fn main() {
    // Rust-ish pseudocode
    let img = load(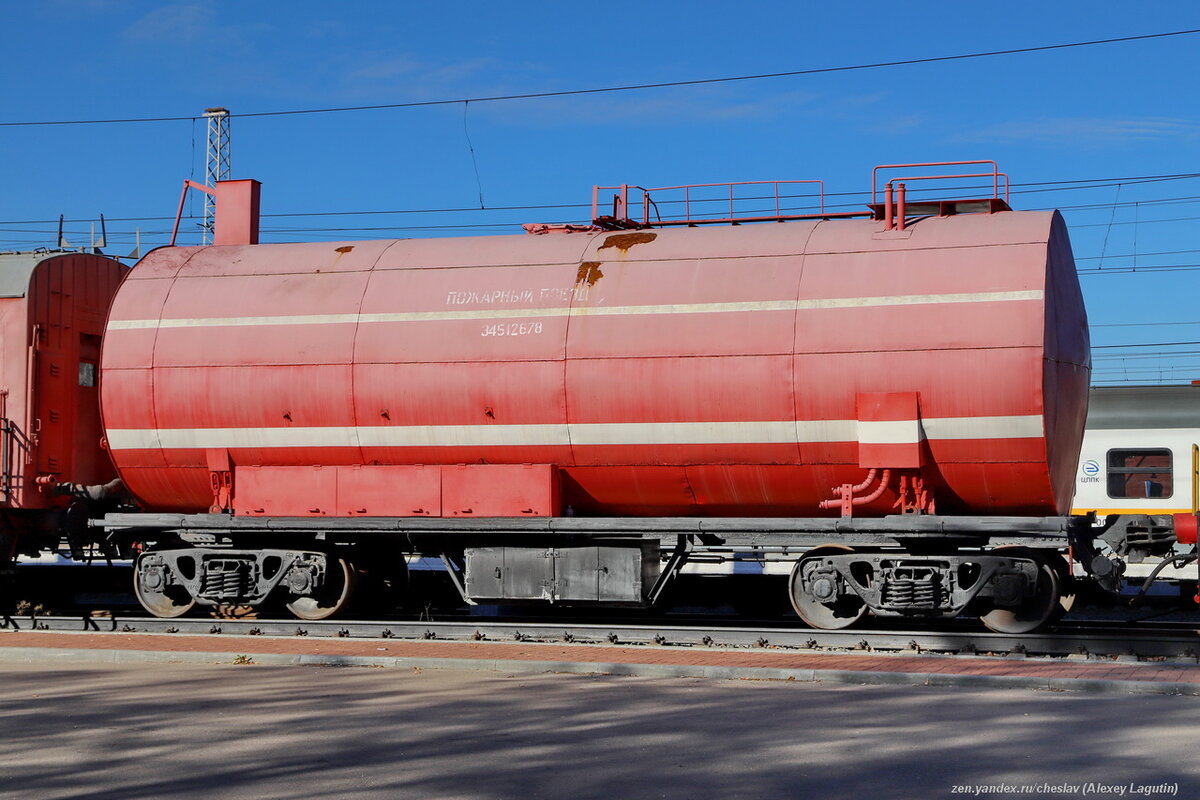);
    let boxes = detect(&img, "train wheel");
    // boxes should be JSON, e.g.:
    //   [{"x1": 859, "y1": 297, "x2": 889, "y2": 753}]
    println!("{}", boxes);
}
[
  {"x1": 133, "y1": 555, "x2": 196, "y2": 618},
  {"x1": 788, "y1": 544, "x2": 868, "y2": 630},
  {"x1": 286, "y1": 556, "x2": 356, "y2": 621},
  {"x1": 979, "y1": 548, "x2": 1062, "y2": 634}
]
